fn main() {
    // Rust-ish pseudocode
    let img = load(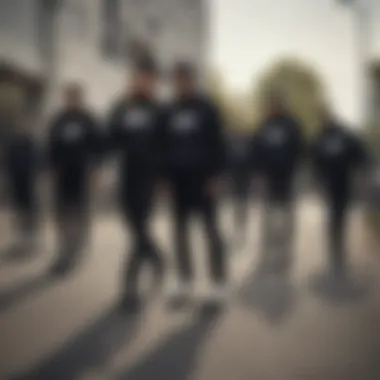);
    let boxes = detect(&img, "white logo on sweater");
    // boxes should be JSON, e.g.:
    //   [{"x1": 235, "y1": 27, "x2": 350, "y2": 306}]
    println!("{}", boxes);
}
[
  {"x1": 172, "y1": 111, "x2": 199, "y2": 133},
  {"x1": 61, "y1": 123, "x2": 84, "y2": 142},
  {"x1": 124, "y1": 108, "x2": 151, "y2": 130}
]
